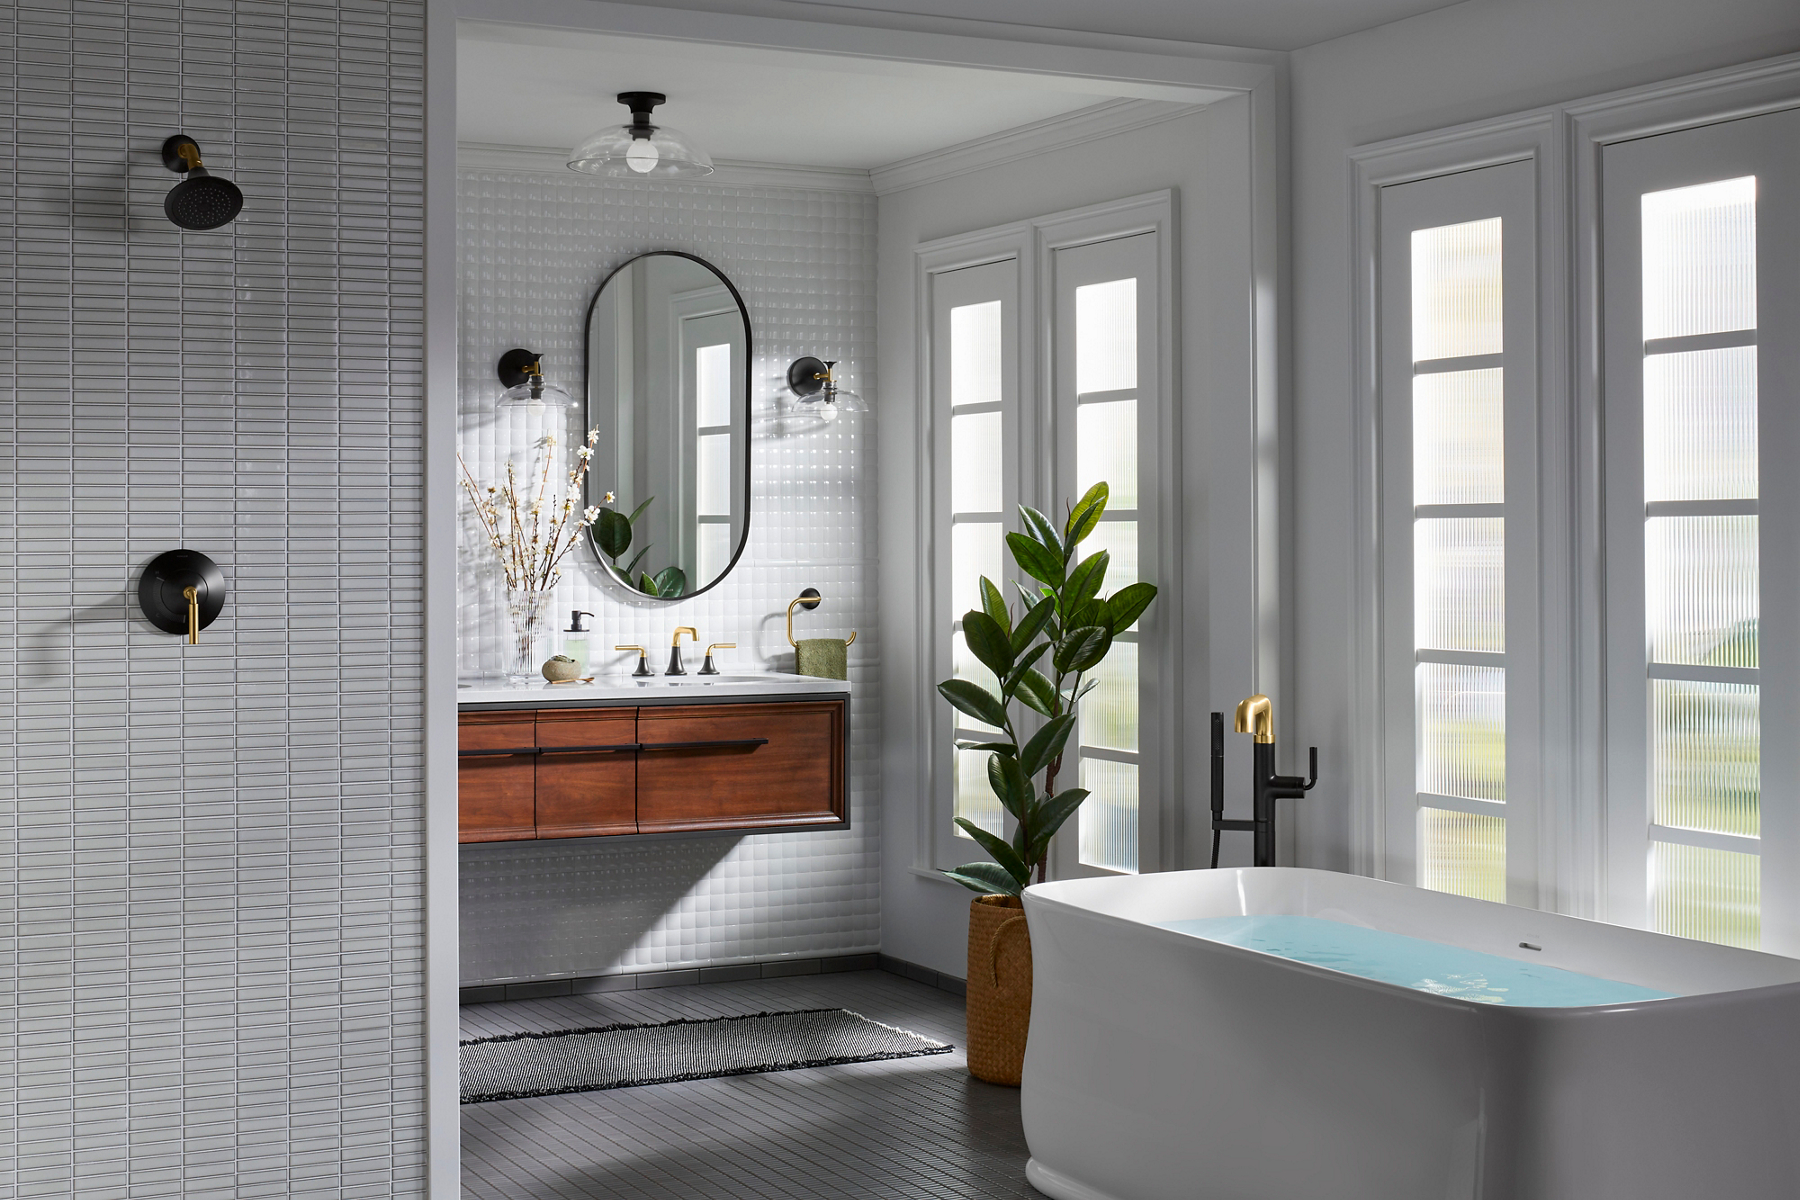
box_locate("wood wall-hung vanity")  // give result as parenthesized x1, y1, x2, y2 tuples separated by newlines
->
(456, 684, 848, 843)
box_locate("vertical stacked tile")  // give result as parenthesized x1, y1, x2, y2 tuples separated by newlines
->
(455, 170, 881, 983)
(0, 1, 426, 1194)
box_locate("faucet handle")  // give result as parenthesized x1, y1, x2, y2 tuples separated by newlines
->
(614, 645, 653, 678)
(1302, 746, 1319, 791)
(698, 642, 735, 676)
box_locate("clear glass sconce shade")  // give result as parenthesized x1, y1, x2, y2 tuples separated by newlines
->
(496, 379, 576, 410)
(567, 124, 714, 178)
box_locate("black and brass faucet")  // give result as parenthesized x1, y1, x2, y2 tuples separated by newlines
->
(666, 627, 698, 675)
(1210, 694, 1319, 868)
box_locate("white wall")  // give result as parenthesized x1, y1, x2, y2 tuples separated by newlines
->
(1288, 0, 1800, 871)
(877, 100, 1264, 977)
(455, 166, 882, 983)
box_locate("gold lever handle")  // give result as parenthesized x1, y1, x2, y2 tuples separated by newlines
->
(183, 585, 199, 645)
(705, 642, 736, 656)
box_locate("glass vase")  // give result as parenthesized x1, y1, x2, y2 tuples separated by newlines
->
(504, 587, 552, 685)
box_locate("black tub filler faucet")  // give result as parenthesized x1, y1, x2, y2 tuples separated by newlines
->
(1210, 694, 1319, 869)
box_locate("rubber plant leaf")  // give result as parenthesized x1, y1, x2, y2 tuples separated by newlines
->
(1020, 506, 1066, 564)
(1001, 642, 1050, 693)
(1064, 481, 1109, 546)
(987, 752, 1033, 821)
(954, 817, 1032, 887)
(637, 572, 661, 596)
(979, 577, 1011, 635)
(653, 566, 687, 597)
(1007, 530, 1065, 586)
(1019, 713, 1077, 781)
(626, 496, 655, 526)
(1014, 668, 1058, 717)
(944, 862, 1024, 897)
(1106, 582, 1158, 635)
(1011, 596, 1057, 658)
(594, 508, 633, 559)
(1064, 549, 1111, 611)
(938, 679, 1009, 730)
(962, 610, 1015, 679)
(1053, 624, 1113, 675)
(1027, 788, 1092, 864)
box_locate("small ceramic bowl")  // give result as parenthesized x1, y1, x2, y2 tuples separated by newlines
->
(542, 654, 581, 682)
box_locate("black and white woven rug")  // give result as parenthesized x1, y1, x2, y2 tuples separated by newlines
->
(460, 1007, 953, 1103)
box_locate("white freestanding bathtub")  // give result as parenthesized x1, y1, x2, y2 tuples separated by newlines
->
(1020, 868, 1800, 1200)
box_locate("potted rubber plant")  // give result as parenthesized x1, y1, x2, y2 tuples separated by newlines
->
(937, 482, 1156, 1084)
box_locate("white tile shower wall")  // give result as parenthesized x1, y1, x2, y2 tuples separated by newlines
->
(456, 167, 879, 983)
(0, 1, 426, 1196)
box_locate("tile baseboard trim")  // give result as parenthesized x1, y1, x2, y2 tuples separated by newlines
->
(458, 951, 968, 1004)
(460, 952, 882, 1004)
(877, 954, 968, 999)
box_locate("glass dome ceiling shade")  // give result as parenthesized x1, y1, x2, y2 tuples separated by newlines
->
(568, 91, 714, 178)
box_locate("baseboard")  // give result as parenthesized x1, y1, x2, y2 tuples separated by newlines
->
(458, 950, 968, 1004)
(877, 954, 968, 998)
(459, 952, 881, 1004)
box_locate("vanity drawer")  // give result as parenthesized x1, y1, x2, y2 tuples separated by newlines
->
(635, 701, 845, 833)
(458, 713, 538, 843)
(535, 707, 638, 838)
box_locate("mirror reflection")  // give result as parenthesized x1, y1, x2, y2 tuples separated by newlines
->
(585, 252, 750, 598)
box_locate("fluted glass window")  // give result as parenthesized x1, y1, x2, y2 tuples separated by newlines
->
(946, 292, 1010, 842)
(1072, 273, 1144, 874)
(1411, 217, 1508, 897)
(1638, 176, 1761, 946)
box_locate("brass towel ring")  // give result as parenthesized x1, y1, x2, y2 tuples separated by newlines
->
(786, 588, 857, 648)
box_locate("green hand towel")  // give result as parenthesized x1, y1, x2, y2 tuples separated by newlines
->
(795, 638, 848, 680)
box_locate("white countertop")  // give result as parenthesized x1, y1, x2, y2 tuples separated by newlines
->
(458, 673, 852, 707)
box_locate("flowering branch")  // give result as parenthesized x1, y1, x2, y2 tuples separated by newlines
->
(459, 427, 603, 594)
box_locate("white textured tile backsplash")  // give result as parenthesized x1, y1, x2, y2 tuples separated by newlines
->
(456, 167, 881, 983)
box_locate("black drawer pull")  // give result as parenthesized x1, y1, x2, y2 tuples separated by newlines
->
(538, 743, 644, 755)
(458, 747, 539, 757)
(639, 738, 770, 751)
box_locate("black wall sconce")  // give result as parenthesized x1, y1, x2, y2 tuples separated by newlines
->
(787, 356, 866, 418)
(161, 134, 243, 230)
(496, 348, 574, 409)
(139, 550, 226, 644)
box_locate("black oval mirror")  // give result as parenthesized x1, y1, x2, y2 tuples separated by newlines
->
(584, 252, 751, 600)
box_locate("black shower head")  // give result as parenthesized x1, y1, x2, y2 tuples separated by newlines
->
(161, 134, 243, 230)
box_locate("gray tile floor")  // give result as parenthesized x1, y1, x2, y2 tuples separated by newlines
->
(461, 970, 1038, 1199)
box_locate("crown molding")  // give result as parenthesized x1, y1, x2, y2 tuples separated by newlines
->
(869, 98, 1208, 195)
(456, 141, 877, 193)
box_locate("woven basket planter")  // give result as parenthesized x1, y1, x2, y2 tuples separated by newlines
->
(965, 894, 1033, 1085)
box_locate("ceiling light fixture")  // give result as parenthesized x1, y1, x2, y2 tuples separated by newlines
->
(567, 92, 714, 179)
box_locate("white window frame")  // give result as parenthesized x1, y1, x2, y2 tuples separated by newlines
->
(1374, 160, 1542, 908)
(1598, 107, 1800, 953)
(915, 192, 1178, 880)
(1351, 52, 1800, 930)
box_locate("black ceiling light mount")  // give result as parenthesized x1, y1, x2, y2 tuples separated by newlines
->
(160, 134, 244, 231)
(567, 92, 714, 178)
